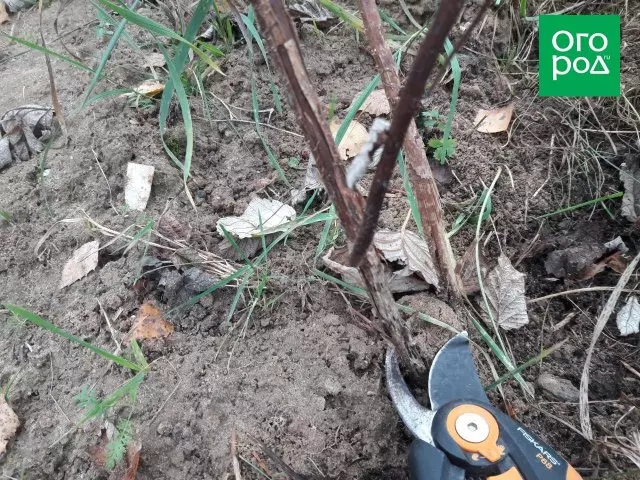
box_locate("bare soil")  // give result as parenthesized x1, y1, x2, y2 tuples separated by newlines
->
(1, 1, 639, 479)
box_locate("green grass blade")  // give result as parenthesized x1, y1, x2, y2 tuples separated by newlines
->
(397, 151, 423, 235)
(251, 77, 289, 184)
(470, 317, 533, 397)
(1, 33, 93, 72)
(440, 38, 461, 156)
(98, 0, 221, 72)
(83, 0, 141, 106)
(379, 8, 406, 35)
(537, 191, 623, 218)
(319, 0, 363, 31)
(5, 304, 142, 371)
(485, 339, 567, 391)
(159, 44, 193, 189)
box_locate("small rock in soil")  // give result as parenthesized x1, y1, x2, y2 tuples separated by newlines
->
(537, 373, 580, 402)
(544, 244, 604, 279)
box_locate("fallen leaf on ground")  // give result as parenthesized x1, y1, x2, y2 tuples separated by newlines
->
(0, 104, 54, 166)
(143, 52, 166, 69)
(329, 118, 368, 160)
(59, 240, 100, 289)
(131, 80, 164, 97)
(620, 156, 640, 223)
(0, 396, 19, 455)
(125, 303, 173, 342)
(617, 296, 640, 336)
(545, 240, 629, 280)
(122, 439, 142, 480)
(373, 229, 440, 288)
(485, 254, 529, 330)
(0, 2, 9, 24)
(474, 103, 514, 133)
(217, 198, 296, 239)
(287, 0, 334, 25)
(125, 163, 154, 211)
(291, 154, 323, 204)
(322, 247, 429, 293)
(356, 89, 391, 116)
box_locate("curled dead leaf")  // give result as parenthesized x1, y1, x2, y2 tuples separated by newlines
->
(474, 104, 514, 133)
(329, 118, 368, 160)
(373, 229, 440, 289)
(217, 198, 296, 239)
(125, 303, 173, 342)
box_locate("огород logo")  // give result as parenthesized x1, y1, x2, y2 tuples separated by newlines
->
(539, 15, 620, 97)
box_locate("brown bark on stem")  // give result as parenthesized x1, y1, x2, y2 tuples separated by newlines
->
(356, 0, 460, 296)
(348, 0, 464, 271)
(249, 0, 425, 373)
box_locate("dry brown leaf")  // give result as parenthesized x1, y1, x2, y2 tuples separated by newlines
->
(373, 229, 440, 288)
(329, 118, 368, 160)
(356, 89, 391, 116)
(126, 303, 173, 342)
(59, 240, 100, 289)
(485, 254, 529, 330)
(132, 80, 164, 97)
(0, 397, 19, 455)
(474, 104, 514, 133)
(0, 2, 9, 24)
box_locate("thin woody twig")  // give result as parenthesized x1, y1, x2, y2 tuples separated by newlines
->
(349, 0, 464, 268)
(250, 0, 424, 372)
(350, 0, 495, 276)
(356, 0, 459, 294)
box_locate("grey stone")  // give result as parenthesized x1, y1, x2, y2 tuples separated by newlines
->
(537, 373, 580, 402)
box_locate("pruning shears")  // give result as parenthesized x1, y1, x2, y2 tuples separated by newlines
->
(386, 332, 583, 480)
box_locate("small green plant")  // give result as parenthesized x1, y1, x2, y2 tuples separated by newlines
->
(421, 109, 457, 163)
(4, 305, 148, 469)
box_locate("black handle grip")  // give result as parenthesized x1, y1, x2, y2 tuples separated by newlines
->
(408, 439, 465, 480)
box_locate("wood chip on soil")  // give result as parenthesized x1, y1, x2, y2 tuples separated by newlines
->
(59, 240, 100, 289)
(125, 162, 155, 211)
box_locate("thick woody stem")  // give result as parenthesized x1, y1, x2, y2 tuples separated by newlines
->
(348, 0, 464, 272)
(356, 0, 460, 296)
(249, 0, 425, 373)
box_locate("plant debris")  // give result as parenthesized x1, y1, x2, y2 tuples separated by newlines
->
(0, 104, 54, 168)
(287, 0, 334, 26)
(474, 103, 514, 133)
(217, 198, 296, 239)
(545, 239, 629, 280)
(125, 163, 155, 211)
(373, 229, 440, 289)
(617, 296, 640, 336)
(322, 247, 429, 293)
(125, 303, 174, 342)
(620, 155, 640, 223)
(356, 89, 391, 116)
(291, 154, 322, 204)
(484, 254, 529, 330)
(59, 240, 100, 289)
(329, 117, 369, 160)
(0, 396, 19, 455)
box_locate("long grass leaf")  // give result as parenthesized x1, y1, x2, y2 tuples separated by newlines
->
(5, 305, 142, 371)
(83, 0, 141, 106)
(0, 33, 93, 72)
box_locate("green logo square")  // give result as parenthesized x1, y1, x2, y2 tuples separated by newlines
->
(539, 15, 620, 97)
